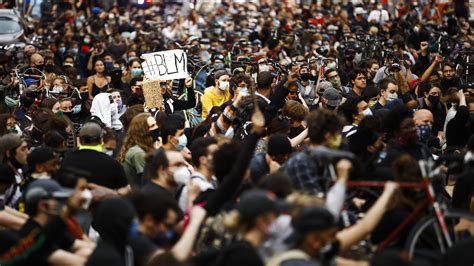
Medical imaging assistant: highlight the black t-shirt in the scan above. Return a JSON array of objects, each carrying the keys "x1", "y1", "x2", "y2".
[
  {"x1": 141, "y1": 181, "x2": 172, "y2": 196},
  {"x1": 210, "y1": 240, "x2": 263, "y2": 266},
  {"x1": 61, "y1": 149, "x2": 128, "y2": 189},
  {"x1": 130, "y1": 233, "x2": 159, "y2": 266}
]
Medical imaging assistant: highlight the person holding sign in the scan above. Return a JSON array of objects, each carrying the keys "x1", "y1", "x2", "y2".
[
  {"x1": 161, "y1": 76, "x2": 197, "y2": 115},
  {"x1": 201, "y1": 70, "x2": 232, "y2": 119}
]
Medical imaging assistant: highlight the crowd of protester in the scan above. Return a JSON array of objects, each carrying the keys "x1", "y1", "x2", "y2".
[{"x1": 0, "y1": 0, "x2": 474, "y2": 265}]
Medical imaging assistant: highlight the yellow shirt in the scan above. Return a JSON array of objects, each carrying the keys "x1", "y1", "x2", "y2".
[{"x1": 201, "y1": 86, "x2": 231, "y2": 119}]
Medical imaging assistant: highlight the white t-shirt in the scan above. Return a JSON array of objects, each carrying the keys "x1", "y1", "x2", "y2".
[{"x1": 178, "y1": 172, "x2": 217, "y2": 211}]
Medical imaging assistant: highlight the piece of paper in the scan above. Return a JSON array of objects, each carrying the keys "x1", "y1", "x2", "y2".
[{"x1": 141, "y1": 49, "x2": 188, "y2": 81}]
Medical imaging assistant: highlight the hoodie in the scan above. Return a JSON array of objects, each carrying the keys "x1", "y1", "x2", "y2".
[
  {"x1": 90, "y1": 93, "x2": 123, "y2": 131},
  {"x1": 86, "y1": 198, "x2": 135, "y2": 266}
]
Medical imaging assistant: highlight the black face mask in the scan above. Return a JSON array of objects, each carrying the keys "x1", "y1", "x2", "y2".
[
  {"x1": 300, "y1": 73, "x2": 312, "y2": 81},
  {"x1": 35, "y1": 64, "x2": 44, "y2": 71},
  {"x1": 150, "y1": 128, "x2": 161, "y2": 142},
  {"x1": 428, "y1": 95, "x2": 440, "y2": 106},
  {"x1": 45, "y1": 64, "x2": 55, "y2": 73}
]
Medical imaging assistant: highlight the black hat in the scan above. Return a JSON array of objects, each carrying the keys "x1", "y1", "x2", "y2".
[
  {"x1": 24, "y1": 179, "x2": 74, "y2": 205},
  {"x1": 348, "y1": 127, "x2": 380, "y2": 154},
  {"x1": 286, "y1": 206, "x2": 335, "y2": 244},
  {"x1": 27, "y1": 147, "x2": 56, "y2": 170},
  {"x1": 268, "y1": 134, "x2": 292, "y2": 157},
  {"x1": 257, "y1": 71, "x2": 274, "y2": 88},
  {"x1": 236, "y1": 189, "x2": 289, "y2": 221},
  {"x1": 214, "y1": 69, "x2": 229, "y2": 80}
]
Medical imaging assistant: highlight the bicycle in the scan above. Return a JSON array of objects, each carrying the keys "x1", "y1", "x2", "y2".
[{"x1": 346, "y1": 155, "x2": 474, "y2": 261}]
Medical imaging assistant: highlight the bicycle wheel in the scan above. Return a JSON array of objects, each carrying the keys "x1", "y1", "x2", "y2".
[{"x1": 404, "y1": 210, "x2": 474, "y2": 261}]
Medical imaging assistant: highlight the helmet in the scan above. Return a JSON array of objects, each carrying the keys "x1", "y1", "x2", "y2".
[{"x1": 4, "y1": 96, "x2": 18, "y2": 108}]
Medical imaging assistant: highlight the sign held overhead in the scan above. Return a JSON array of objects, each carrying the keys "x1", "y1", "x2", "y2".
[{"x1": 141, "y1": 49, "x2": 188, "y2": 81}]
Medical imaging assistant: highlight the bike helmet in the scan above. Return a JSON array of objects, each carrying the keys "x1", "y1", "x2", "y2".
[{"x1": 4, "y1": 96, "x2": 18, "y2": 108}]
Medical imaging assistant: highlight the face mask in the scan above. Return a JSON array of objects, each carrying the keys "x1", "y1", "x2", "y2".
[
  {"x1": 175, "y1": 134, "x2": 187, "y2": 151},
  {"x1": 35, "y1": 64, "x2": 44, "y2": 71},
  {"x1": 173, "y1": 166, "x2": 191, "y2": 185},
  {"x1": 7, "y1": 124, "x2": 22, "y2": 135},
  {"x1": 327, "y1": 134, "x2": 342, "y2": 149},
  {"x1": 300, "y1": 73, "x2": 312, "y2": 81},
  {"x1": 58, "y1": 47, "x2": 66, "y2": 54},
  {"x1": 129, "y1": 219, "x2": 140, "y2": 238},
  {"x1": 52, "y1": 86, "x2": 64, "y2": 93},
  {"x1": 45, "y1": 64, "x2": 55, "y2": 73},
  {"x1": 64, "y1": 62, "x2": 74, "y2": 67},
  {"x1": 386, "y1": 92, "x2": 398, "y2": 102},
  {"x1": 214, "y1": 63, "x2": 225, "y2": 70},
  {"x1": 69, "y1": 48, "x2": 79, "y2": 54},
  {"x1": 326, "y1": 62, "x2": 337, "y2": 69},
  {"x1": 416, "y1": 124, "x2": 432, "y2": 142},
  {"x1": 104, "y1": 149, "x2": 114, "y2": 156},
  {"x1": 105, "y1": 61, "x2": 114, "y2": 70},
  {"x1": 154, "y1": 229, "x2": 176, "y2": 246},
  {"x1": 239, "y1": 86, "x2": 249, "y2": 95},
  {"x1": 81, "y1": 189, "x2": 93, "y2": 209},
  {"x1": 428, "y1": 95, "x2": 440, "y2": 106},
  {"x1": 362, "y1": 108, "x2": 373, "y2": 117},
  {"x1": 215, "y1": 28, "x2": 222, "y2": 34},
  {"x1": 150, "y1": 128, "x2": 161, "y2": 142},
  {"x1": 218, "y1": 81, "x2": 230, "y2": 91},
  {"x1": 84, "y1": 38, "x2": 91, "y2": 44},
  {"x1": 116, "y1": 99, "x2": 124, "y2": 113},
  {"x1": 131, "y1": 68, "x2": 143, "y2": 77},
  {"x1": 72, "y1": 104, "x2": 82, "y2": 114}
]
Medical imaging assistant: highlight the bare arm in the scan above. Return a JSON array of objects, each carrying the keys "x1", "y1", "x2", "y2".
[
  {"x1": 336, "y1": 182, "x2": 398, "y2": 251},
  {"x1": 87, "y1": 76, "x2": 94, "y2": 100},
  {"x1": 47, "y1": 249, "x2": 86, "y2": 266},
  {"x1": 0, "y1": 210, "x2": 26, "y2": 231},
  {"x1": 171, "y1": 206, "x2": 207, "y2": 262},
  {"x1": 289, "y1": 128, "x2": 308, "y2": 148}
]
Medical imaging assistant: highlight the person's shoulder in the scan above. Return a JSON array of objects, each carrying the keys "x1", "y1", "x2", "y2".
[{"x1": 127, "y1": 145, "x2": 145, "y2": 155}]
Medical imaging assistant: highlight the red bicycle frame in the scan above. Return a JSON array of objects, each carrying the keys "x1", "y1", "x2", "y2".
[{"x1": 347, "y1": 178, "x2": 453, "y2": 252}]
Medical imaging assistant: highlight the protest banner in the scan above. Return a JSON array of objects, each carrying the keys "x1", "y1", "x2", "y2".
[
  {"x1": 142, "y1": 79, "x2": 163, "y2": 109},
  {"x1": 141, "y1": 49, "x2": 188, "y2": 81}
]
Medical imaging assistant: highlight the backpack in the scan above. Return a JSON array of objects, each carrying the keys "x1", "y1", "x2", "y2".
[{"x1": 195, "y1": 212, "x2": 238, "y2": 253}]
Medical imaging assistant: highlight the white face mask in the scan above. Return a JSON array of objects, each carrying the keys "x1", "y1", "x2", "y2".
[
  {"x1": 362, "y1": 108, "x2": 373, "y2": 117},
  {"x1": 81, "y1": 189, "x2": 93, "y2": 210},
  {"x1": 326, "y1": 62, "x2": 337, "y2": 70},
  {"x1": 218, "y1": 81, "x2": 230, "y2": 91},
  {"x1": 52, "y1": 86, "x2": 64, "y2": 93},
  {"x1": 386, "y1": 92, "x2": 398, "y2": 102},
  {"x1": 173, "y1": 166, "x2": 191, "y2": 186}
]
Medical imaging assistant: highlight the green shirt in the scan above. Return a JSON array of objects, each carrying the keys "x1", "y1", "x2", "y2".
[{"x1": 123, "y1": 145, "x2": 146, "y2": 190}]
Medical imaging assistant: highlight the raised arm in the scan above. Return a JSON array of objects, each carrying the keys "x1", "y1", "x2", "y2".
[{"x1": 336, "y1": 182, "x2": 398, "y2": 251}]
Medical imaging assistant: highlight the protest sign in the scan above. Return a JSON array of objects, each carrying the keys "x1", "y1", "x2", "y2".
[
  {"x1": 141, "y1": 49, "x2": 188, "y2": 81},
  {"x1": 142, "y1": 79, "x2": 163, "y2": 109}
]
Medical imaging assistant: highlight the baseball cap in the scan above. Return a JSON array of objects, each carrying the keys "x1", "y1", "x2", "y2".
[
  {"x1": 257, "y1": 71, "x2": 274, "y2": 88},
  {"x1": 354, "y1": 7, "x2": 366, "y2": 15},
  {"x1": 214, "y1": 69, "x2": 229, "y2": 80},
  {"x1": 236, "y1": 190, "x2": 290, "y2": 221},
  {"x1": 24, "y1": 179, "x2": 74, "y2": 205},
  {"x1": 318, "y1": 81, "x2": 333, "y2": 94},
  {"x1": 0, "y1": 134, "x2": 23, "y2": 162},
  {"x1": 322, "y1": 87, "x2": 342, "y2": 107},
  {"x1": 27, "y1": 147, "x2": 56, "y2": 170},
  {"x1": 286, "y1": 206, "x2": 336, "y2": 243},
  {"x1": 79, "y1": 122, "x2": 102, "y2": 139}
]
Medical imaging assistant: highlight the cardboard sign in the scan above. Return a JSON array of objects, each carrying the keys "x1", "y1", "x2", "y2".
[
  {"x1": 141, "y1": 49, "x2": 188, "y2": 81},
  {"x1": 142, "y1": 79, "x2": 163, "y2": 109}
]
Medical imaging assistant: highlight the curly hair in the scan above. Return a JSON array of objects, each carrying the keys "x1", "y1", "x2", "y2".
[{"x1": 117, "y1": 112, "x2": 155, "y2": 162}]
